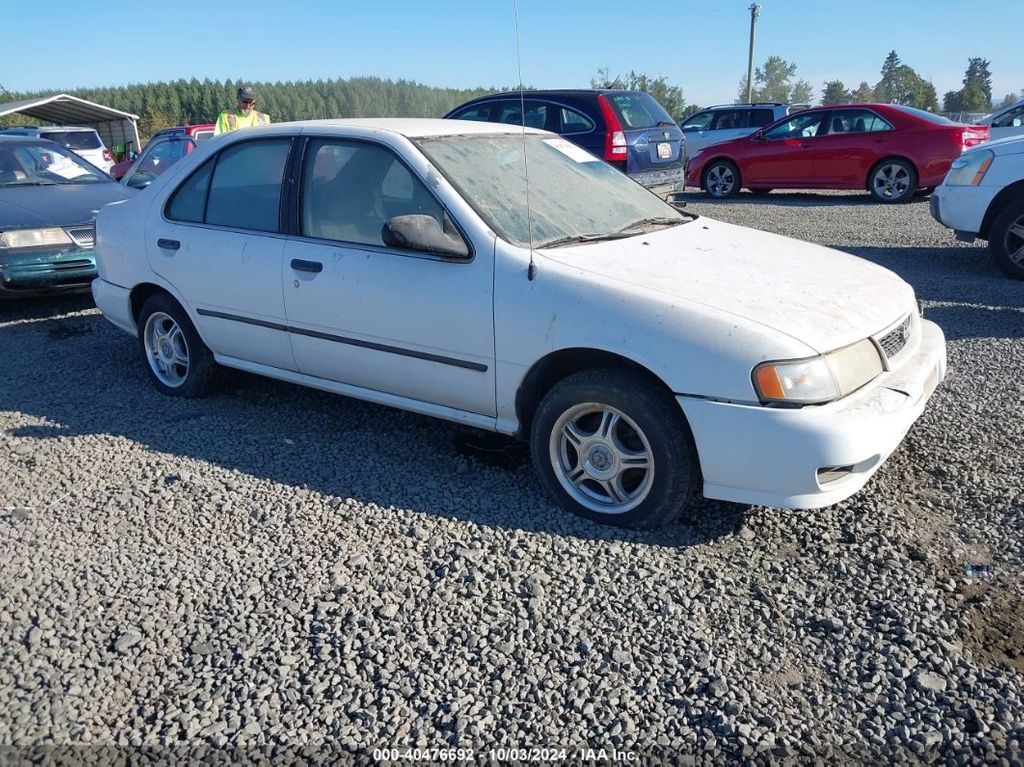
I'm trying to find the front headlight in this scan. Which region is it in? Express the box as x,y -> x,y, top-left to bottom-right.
946,149 -> 993,186
753,339 -> 883,406
0,227 -> 73,249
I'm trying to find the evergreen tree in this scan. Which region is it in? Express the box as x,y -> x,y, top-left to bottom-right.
960,57 -> 993,110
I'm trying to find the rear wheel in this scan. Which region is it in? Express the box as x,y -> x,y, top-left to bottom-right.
988,197 -> 1024,280
703,160 -> 740,199
530,368 -> 699,528
137,293 -> 221,397
869,158 -> 917,203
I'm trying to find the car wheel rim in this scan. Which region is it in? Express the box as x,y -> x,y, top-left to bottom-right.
144,312 -> 190,387
1006,216 -> 1024,266
873,164 -> 910,199
548,403 -> 655,515
706,165 -> 734,197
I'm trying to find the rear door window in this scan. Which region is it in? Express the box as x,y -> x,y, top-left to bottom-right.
558,107 -> 594,134
710,109 -> 749,130
749,109 -> 776,127
166,139 -> 291,232
40,130 -> 102,150
826,109 -> 893,134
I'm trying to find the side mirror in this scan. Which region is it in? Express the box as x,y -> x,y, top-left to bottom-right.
124,172 -> 154,190
752,131 -> 766,141
382,214 -> 469,259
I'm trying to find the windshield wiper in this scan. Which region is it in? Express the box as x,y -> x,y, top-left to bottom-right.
536,232 -> 639,249
616,216 -> 689,234
8,180 -> 60,186
656,121 -> 677,128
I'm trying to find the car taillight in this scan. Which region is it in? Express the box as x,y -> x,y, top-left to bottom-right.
959,128 -> 988,150
102,149 -> 113,162
597,94 -> 629,162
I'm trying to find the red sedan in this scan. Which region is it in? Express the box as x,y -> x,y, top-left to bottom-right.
686,104 -> 989,203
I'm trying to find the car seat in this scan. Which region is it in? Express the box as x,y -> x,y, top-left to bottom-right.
854,118 -> 867,132
0,152 -> 27,182
503,111 -> 522,126
831,118 -> 846,133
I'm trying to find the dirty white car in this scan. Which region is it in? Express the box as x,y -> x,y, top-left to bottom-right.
92,119 -> 947,528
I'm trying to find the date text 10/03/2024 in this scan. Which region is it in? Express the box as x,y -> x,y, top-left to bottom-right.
372,747 -> 638,762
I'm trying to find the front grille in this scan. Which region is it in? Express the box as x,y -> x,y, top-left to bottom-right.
66,226 -> 95,248
877,314 -> 913,360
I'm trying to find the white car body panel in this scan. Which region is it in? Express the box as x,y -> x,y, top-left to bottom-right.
931,135 -> 1024,236
984,99 -> 1024,142
93,118 -> 946,511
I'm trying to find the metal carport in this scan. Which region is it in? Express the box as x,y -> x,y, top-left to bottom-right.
0,94 -> 140,155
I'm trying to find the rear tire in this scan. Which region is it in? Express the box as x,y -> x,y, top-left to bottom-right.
914,187 -> 935,197
137,293 -> 221,397
868,158 -> 917,203
530,368 -> 699,529
988,197 -> 1024,280
703,160 -> 741,199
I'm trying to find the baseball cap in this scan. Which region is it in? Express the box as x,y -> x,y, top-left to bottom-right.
237,85 -> 257,101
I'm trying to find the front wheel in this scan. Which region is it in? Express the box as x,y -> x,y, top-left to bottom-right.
137,293 -> 221,397
530,368 -> 699,528
988,197 -> 1024,280
869,159 -> 917,203
703,160 -> 740,198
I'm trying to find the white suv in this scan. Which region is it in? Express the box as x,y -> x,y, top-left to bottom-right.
0,126 -> 114,173
931,135 -> 1024,279
679,103 -> 807,156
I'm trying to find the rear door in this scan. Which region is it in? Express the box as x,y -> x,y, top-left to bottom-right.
146,137 -> 296,370
706,108 -> 758,147
602,92 -> 684,175
743,110 -> 829,186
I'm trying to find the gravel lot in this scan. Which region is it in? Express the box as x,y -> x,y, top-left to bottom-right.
1,190 -> 1021,762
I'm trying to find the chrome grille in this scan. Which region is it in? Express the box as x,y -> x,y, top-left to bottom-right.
66,226 -> 95,248
877,314 -> 913,360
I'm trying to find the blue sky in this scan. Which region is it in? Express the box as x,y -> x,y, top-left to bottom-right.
2,0 -> 1019,107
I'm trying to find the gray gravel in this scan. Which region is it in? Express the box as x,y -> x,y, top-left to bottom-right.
1,189 -> 1021,762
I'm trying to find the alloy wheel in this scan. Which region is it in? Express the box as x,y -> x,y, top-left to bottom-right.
706,164 -> 736,197
1005,215 -> 1024,267
548,403 -> 655,515
873,163 -> 911,200
143,311 -> 190,388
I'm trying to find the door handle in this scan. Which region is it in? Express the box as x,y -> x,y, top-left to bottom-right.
157,238 -> 180,250
290,259 -> 323,274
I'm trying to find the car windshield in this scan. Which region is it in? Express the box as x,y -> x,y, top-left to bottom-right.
890,106 -> 957,125
40,130 -> 103,150
415,133 -> 690,249
0,142 -> 111,186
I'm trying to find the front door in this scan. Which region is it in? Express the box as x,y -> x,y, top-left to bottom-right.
743,111 -> 829,186
281,138 -> 496,417
146,137 -> 296,370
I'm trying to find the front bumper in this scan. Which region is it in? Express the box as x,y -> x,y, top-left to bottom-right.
679,319 -> 947,509
0,247 -> 97,296
930,184 -> 998,240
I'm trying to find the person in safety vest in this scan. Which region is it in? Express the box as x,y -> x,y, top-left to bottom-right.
214,84 -> 271,135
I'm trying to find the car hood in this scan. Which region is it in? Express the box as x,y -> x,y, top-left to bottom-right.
537,217 -> 915,353
0,183 -> 134,229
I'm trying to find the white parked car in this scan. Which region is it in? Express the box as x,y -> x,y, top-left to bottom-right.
92,119 -> 947,528
931,135 -> 1024,279
0,127 -> 116,173
980,99 -> 1024,141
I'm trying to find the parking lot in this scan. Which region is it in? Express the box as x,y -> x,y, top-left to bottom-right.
1,191 -> 1021,760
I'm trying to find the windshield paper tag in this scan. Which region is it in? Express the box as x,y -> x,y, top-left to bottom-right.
543,138 -> 599,163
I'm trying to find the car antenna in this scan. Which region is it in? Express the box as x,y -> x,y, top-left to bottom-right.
513,0 -> 537,281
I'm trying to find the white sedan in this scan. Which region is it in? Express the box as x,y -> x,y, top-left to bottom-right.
931,135 -> 1024,279
92,119 -> 946,528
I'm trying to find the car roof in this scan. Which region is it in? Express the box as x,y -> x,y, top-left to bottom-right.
273,118 -> 547,138
39,126 -> 99,132
460,89 -> 651,101
0,135 -> 61,145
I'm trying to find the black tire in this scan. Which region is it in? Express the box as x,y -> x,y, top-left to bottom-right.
748,188 -> 773,196
703,160 -> 741,199
136,292 -> 221,397
988,197 -> 1024,280
914,187 -> 935,197
530,368 -> 699,529
868,158 -> 917,203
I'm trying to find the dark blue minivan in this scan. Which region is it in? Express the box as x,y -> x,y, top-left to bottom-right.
445,89 -> 685,197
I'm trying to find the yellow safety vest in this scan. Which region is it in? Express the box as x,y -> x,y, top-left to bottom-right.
214,109 -> 270,135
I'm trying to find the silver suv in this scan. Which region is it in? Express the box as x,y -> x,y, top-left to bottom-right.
680,103 -> 808,157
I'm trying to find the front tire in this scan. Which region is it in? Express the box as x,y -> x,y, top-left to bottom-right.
703,160 -> 741,199
869,158 -> 917,203
137,293 -> 221,397
530,368 -> 699,528
988,197 -> 1024,280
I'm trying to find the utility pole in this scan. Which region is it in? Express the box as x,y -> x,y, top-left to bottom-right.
745,3 -> 760,103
